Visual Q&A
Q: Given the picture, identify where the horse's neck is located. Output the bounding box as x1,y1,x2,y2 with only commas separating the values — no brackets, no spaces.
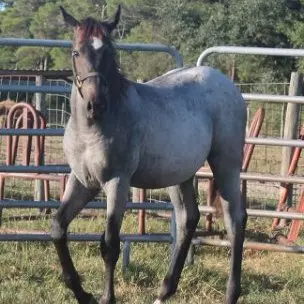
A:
69,70,128,125
69,87,88,127
106,68,128,104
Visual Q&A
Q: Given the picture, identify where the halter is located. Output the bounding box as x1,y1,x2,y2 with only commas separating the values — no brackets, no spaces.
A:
72,50,106,98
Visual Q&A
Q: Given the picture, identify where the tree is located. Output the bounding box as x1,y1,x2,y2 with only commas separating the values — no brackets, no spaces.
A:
0,0,304,82
0,1,108,69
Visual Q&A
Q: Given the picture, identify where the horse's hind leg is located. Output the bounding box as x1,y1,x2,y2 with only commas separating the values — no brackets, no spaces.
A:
155,176,200,303
208,156,247,304
51,173,99,304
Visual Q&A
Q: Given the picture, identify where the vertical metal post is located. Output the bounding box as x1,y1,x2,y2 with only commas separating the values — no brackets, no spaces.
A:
35,75,47,116
122,241,131,273
280,72,302,208
138,189,146,234
61,103,65,126
34,75,46,202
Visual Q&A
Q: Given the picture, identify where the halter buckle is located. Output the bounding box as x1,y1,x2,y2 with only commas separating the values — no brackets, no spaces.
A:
75,75,82,89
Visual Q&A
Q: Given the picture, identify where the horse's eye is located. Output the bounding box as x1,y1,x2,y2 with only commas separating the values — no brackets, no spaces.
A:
72,50,80,57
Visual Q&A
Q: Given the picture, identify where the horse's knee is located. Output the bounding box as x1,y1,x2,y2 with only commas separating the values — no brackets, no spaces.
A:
51,218,65,241
100,232,120,264
62,272,81,290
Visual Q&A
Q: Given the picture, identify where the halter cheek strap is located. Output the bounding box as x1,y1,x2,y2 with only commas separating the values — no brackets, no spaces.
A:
72,52,106,98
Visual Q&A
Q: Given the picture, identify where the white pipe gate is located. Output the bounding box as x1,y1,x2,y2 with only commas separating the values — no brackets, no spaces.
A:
0,41,304,271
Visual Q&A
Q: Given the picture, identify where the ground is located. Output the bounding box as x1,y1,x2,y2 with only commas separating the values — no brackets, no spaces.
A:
0,208,303,304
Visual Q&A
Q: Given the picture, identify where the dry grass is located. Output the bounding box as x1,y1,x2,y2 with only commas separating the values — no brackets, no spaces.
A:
0,207,303,304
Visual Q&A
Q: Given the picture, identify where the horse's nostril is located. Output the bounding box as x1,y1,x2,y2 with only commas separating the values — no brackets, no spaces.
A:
87,101,93,112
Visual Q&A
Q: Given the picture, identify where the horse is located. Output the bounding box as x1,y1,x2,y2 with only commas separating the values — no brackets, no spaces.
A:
52,5,247,304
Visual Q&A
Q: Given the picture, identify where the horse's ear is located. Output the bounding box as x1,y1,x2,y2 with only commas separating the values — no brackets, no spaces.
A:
60,6,80,28
106,5,121,33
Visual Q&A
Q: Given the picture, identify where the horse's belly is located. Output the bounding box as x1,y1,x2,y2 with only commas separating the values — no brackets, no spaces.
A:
131,115,212,188
131,144,209,189
131,161,201,188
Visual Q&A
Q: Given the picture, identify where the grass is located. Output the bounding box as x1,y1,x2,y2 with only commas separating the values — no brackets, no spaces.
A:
0,207,303,304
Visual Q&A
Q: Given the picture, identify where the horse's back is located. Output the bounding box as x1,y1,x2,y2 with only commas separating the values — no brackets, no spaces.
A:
129,66,246,188
141,66,245,118
138,66,246,150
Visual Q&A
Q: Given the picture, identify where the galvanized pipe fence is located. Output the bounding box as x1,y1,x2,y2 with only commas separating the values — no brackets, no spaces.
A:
0,38,183,96
196,46,304,67
1,95,304,267
1,41,304,269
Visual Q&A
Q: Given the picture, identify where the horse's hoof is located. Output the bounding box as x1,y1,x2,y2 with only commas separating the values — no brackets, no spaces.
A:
89,296,98,304
79,292,97,304
99,296,115,304
153,300,163,304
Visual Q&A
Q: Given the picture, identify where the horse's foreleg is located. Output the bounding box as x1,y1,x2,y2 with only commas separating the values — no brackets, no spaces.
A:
156,177,200,303
100,177,129,304
51,172,99,304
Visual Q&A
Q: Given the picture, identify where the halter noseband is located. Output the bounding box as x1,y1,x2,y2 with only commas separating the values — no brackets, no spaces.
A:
72,51,106,98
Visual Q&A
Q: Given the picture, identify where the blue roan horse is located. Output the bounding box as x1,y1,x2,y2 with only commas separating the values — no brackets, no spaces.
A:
52,5,247,304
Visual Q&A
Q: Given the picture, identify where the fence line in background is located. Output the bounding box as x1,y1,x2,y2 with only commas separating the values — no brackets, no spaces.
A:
196,46,304,67
0,38,183,68
1,43,304,266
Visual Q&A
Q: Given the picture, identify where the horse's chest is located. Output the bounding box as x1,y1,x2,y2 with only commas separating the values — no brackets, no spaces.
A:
65,139,112,187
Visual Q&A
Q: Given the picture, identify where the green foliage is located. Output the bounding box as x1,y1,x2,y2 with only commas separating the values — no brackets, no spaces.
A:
1,0,304,80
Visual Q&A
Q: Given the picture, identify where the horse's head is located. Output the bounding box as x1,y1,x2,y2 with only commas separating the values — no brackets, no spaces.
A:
60,6,121,120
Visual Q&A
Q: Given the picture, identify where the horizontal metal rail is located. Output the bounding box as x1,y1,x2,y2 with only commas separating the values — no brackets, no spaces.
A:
0,200,174,211
0,128,64,136
192,238,304,254
197,46,304,66
0,166,304,184
0,165,71,173
243,94,304,104
0,38,183,94
0,38,183,68
1,128,304,148
245,138,304,147
197,171,304,184
0,84,71,94
1,200,304,220
1,232,302,254
0,232,172,243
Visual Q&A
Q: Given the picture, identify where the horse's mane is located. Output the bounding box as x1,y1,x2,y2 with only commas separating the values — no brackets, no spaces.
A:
78,18,107,42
